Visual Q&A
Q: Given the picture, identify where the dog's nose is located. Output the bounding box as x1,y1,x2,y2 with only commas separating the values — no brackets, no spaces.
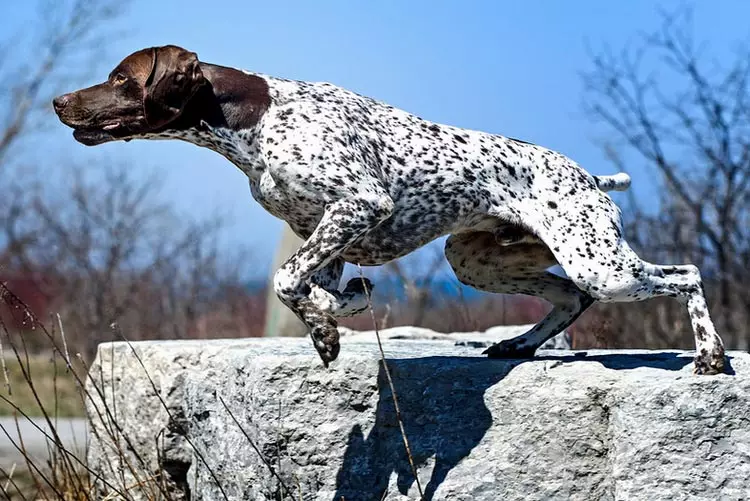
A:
53,94,70,112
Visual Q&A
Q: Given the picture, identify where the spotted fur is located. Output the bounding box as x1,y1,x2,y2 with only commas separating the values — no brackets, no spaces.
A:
53,46,727,374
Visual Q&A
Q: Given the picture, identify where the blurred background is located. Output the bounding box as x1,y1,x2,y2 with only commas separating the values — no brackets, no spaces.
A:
2,0,750,364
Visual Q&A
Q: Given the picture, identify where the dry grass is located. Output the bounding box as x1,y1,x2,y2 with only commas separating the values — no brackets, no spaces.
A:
0,283,133,500
0,357,85,418
0,281,290,500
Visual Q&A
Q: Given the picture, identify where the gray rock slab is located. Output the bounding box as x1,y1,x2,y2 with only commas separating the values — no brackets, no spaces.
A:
338,323,572,349
84,332,750,501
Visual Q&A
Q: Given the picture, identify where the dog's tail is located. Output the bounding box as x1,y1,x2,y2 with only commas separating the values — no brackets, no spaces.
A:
594,172,631,192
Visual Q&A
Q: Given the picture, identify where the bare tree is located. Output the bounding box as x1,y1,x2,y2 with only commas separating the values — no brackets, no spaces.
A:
2,163,260,358
381,246,448,327
0,0,127,270
0,0,266,358
0,0,125,166
582,7,750,348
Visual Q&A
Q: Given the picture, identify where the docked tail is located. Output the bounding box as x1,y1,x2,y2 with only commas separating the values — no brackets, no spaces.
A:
594,172,631,192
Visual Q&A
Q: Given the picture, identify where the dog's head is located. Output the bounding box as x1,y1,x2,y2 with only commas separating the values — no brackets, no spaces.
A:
53,45,206,146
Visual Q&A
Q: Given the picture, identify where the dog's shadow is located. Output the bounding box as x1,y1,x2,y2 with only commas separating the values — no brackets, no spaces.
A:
332,351,696,501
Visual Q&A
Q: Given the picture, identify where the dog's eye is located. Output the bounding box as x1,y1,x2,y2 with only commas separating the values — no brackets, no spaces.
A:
112,74,127,85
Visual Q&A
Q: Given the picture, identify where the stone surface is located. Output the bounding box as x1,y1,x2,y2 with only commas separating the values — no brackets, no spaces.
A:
338,323,572,350
85,329,750,501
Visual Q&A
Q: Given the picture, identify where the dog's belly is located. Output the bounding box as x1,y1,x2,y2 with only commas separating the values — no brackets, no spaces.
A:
251,171,459,263
339,197,481,265
341,210,525,265
250,172,502,265
282,210,454,265
340,218,449,265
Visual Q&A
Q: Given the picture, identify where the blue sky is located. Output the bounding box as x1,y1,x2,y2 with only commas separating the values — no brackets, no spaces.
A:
4,0,750,279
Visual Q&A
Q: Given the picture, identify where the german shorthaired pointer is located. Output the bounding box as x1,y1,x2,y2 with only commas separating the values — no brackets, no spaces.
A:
53,45,726,374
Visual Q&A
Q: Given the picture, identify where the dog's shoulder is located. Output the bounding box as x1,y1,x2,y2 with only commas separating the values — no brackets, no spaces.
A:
249,73,357,109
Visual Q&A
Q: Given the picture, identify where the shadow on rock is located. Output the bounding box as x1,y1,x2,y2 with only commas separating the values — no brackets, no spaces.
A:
536,351,691,371
537,350,736,373
333,356,520,500
333,350,709,500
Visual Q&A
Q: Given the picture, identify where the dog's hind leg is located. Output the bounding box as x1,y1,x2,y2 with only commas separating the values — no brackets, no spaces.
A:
482,290,594,357
444,231,594,357
532,190,726,374
565,247,725,374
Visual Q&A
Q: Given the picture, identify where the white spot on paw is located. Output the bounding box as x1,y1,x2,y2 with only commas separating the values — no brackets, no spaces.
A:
309,284,338,313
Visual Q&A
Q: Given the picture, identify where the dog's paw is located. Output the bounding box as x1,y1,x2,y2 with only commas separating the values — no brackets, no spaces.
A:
483,339,537,359
310,320,341,368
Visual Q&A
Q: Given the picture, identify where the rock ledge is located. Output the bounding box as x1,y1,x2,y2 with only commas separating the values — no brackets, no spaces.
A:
86,328,750,501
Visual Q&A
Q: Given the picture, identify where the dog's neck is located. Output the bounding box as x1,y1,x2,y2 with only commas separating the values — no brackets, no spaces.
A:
184,63,271,130
150,63,272,178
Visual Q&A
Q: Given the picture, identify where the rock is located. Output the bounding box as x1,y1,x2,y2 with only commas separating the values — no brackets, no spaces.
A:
85,330,750,501
339,323,572,350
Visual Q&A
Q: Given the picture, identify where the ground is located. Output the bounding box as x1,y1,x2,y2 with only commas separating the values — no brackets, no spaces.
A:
0,356,85,418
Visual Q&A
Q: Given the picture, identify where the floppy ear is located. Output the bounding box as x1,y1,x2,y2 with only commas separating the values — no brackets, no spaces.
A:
144,46,205,127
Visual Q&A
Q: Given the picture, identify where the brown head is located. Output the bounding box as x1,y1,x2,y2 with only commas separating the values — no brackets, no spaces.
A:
53,45,208,146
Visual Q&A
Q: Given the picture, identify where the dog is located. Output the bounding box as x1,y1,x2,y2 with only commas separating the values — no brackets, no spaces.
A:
53,45,726,374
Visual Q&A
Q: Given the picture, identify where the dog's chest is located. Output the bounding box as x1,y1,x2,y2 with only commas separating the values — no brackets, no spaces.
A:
183,125,324,237
249,170,323,238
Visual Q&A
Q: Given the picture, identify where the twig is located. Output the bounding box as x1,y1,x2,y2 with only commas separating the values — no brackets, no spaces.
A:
0,395,113,495
1,463,16,494
0,284,145,499
56,313,72,372
0,463,26,501
0,319,10,395
277,399,283,488
357,265,425,500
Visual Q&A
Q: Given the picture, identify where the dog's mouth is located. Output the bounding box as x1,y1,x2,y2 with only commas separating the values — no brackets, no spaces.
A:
71,123,133,146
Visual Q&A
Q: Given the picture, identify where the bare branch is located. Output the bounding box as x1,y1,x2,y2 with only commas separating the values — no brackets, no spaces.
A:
582,6,750,345
0,0,127,166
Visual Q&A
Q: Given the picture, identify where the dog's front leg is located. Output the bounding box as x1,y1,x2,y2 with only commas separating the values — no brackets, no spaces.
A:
308,258,373,318
274,195,394,365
